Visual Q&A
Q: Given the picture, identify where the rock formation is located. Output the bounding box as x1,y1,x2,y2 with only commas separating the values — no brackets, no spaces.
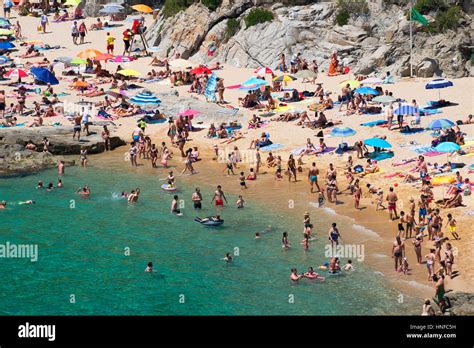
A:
146,0,472,78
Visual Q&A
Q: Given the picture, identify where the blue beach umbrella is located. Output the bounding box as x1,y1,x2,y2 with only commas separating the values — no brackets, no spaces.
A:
30,67,59,85
0,41,15,50
354,86,379,95
241,77,267,87
394,105,419,116
130,90,161,106
426,118,454,130
0,55,10,64
99,7,123,14
330,127,357,145
364,138,392,149
425,78,453,100
435,142,460,153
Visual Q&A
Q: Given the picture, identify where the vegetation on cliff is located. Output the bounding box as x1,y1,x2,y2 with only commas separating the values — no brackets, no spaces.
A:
162,0,222,18
244,8,274,28
335,0,369,26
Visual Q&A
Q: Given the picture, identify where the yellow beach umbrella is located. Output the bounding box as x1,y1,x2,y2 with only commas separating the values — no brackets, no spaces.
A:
117,69,140,77
64,0,82,6
131,4,153,13
273,74,297,82
77,49,103,59
338,79,360,88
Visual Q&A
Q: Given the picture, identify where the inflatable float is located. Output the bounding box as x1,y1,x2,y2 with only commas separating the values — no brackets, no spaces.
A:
194,217,224,226
161,184,177,192
431,176,455,186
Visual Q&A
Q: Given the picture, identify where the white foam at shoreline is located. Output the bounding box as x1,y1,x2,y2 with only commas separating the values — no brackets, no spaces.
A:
352,224,382,240
402,280,433,292
371,253,388,258
321,207,337,215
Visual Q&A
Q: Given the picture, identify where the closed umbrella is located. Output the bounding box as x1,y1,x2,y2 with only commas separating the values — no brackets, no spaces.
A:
373,95,396,104
354,86,379,95
426,118,455,130
30,67,59,85
364,138,392,149
425,78,453,100
394,105,419,115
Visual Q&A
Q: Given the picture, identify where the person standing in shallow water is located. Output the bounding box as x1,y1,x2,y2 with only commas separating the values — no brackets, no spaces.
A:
392,236,405,272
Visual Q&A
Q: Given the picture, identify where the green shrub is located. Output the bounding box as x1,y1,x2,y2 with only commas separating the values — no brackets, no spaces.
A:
414,0,448,14
423,5,462,33
225,18,240,39
202,0,222,11
244,8,274,28
335,10,350,26
162,0,194,18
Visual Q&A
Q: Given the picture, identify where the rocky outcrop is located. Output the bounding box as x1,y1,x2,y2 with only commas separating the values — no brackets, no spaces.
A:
0,144,75,177
445,292,474,316
146,1,472,78
0,126,125,155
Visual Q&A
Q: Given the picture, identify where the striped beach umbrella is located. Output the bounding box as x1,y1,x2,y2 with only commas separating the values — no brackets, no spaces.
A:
394,105,419,116
130,91,161,106
254,67,274,75
426,118,455,130
329,127,356,145
4,68,28,79
273,74,297,82
354,86,379,95
425,78,453,100
364,138,392,148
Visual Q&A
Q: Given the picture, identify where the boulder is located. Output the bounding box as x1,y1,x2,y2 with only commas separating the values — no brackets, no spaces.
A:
416,58,439,77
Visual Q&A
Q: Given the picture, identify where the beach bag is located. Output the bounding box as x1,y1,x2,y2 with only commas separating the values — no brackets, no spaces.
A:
338,142,349,152
37,25,42,32
354,165,364,173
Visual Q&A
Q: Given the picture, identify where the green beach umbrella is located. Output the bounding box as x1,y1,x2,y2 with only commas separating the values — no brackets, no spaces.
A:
70,58,87,65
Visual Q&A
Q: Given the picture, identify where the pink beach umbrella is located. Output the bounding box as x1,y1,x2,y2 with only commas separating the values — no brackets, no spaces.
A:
109,55,133,63
178,109,200,119
254,67,274,75
4,68,28,79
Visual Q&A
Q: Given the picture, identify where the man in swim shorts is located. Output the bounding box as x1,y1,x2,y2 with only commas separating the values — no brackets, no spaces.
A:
211,185,227,207
386,187,398,220
171,195,180,214
391,236,405,272
308,162,320,193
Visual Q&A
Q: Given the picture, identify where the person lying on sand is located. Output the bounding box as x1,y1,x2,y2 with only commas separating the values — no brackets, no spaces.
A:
441,189,464,208
81,87,105,98
248,114,262,128
27,114,43,127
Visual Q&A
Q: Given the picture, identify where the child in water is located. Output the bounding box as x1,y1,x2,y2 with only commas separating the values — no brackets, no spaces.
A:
236,195,245,208
343,259,354,271
224,253,232,262
145,261,153,272
282,232,290,248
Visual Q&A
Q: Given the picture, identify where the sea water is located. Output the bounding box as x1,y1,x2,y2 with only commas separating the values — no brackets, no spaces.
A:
0,165,418,315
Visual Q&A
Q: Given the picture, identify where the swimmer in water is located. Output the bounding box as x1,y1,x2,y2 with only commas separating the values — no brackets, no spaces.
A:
167,171,175,185
343,259,354,271
290,268,303,281
255,232,260,239
282,231,290,248
304,266,325,281
171,195,181,215
236,195,245,208
18,200,35,205
224,253,232,262
57,179,63,188
0,201,6,209
37,180,43,189
145,261,154,272
47,182,54,191
77,185,90,198
301,233,309,250
121,191,129,198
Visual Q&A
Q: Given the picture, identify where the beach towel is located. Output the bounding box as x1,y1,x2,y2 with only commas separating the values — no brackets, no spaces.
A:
393,158,416,166
410,145,435,154
259,143,284,151
420,108,442,115
423,151,444,157
383,172,402,179
273,105,293,112
368,151,394,161
143,78,162,84
400,128,425,134
360,120,387,127
364,168,385,177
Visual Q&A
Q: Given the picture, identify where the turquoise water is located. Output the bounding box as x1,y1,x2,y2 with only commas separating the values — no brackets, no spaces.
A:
0,165,417,315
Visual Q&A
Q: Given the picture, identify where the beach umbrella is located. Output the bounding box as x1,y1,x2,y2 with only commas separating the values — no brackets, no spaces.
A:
99,6,123,14
339,79,360,88
131,4,153,13
117,69,140,77
0,29,13,36
354,86,379,95
178,109,200,118
0,18,10,28
30,67,59,85
54,56,73,64
295,69,317,79
241,77,267,87
77,49,103,59
425,78,453,100
273,74,297,82
361,77,383,84
435,142,460,153
426,118,455,130
190,66,211,75
102,2,124,8
70,80,89,88
0,41,15,49
108,55,132,63
254,67,274,75
329,127,356,145
373,95,396,104
64,0,82,6
70,58,87,65
4,68,28,79
0,55,10,64
394,105,419,115
130,90,161,106
364,138,392,149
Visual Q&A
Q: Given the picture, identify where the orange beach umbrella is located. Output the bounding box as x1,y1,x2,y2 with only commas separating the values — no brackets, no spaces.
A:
131,4,153,13
77,49,103,59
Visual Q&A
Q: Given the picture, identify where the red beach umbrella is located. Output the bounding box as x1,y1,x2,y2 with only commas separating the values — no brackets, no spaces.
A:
190,66,211,75
4,68,28,79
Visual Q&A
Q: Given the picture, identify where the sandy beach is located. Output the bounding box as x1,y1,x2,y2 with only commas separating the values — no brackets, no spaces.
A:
2,7,473,306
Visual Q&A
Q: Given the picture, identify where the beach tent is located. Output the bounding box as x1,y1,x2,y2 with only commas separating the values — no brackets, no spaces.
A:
394,105,419,115
130,90,161,106
364,138,392,148
425,78,453,100
426,119,454,130
354,86,379,95
30,67,59,85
